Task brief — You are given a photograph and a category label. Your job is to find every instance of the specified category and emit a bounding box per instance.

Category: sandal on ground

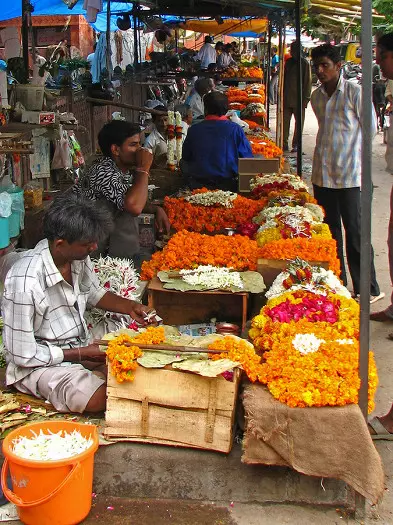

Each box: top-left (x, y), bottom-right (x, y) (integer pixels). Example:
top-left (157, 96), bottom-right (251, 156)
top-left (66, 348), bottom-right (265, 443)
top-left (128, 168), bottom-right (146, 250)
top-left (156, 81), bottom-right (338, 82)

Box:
top-left (356, 293), bottom-right (385, 305)
top-left (368, 417), bottom-right (393, 440)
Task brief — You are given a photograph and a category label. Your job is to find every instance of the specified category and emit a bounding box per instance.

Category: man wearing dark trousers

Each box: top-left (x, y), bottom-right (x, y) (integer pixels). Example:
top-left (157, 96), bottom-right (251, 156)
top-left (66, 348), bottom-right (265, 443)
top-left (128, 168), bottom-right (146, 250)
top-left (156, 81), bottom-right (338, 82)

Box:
top-left (311, 44), bottom-right (384, 304)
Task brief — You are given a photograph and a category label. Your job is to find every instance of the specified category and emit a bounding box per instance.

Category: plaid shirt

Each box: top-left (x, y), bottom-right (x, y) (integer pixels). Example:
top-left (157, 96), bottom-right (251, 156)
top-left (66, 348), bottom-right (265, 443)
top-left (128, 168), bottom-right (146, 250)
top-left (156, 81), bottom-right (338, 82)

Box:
top-left (311, 76), bottom-right (377, 189)
top-left (2, 239), bottom-right (106, 385)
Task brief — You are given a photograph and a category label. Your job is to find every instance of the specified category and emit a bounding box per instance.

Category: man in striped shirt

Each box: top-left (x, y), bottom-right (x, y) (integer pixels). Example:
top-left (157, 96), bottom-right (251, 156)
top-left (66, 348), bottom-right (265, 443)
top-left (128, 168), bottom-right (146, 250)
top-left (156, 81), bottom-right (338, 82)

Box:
top-left (311, 44), bottom-right (383, 304)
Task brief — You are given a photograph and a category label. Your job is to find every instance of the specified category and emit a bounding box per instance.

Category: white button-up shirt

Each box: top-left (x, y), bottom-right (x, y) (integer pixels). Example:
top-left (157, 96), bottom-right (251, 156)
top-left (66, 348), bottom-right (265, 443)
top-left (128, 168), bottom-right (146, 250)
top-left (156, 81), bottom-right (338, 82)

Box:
top-left (195, 43), bottom-right (216, 69)
top-left (2, 239), bottom-right (106, 385)
top-left (143, 127), bottom-right (167, 156)
top-left (311, 76), bottom-right (377, 188)
top-left (188, 92), bottom-right (205, 120)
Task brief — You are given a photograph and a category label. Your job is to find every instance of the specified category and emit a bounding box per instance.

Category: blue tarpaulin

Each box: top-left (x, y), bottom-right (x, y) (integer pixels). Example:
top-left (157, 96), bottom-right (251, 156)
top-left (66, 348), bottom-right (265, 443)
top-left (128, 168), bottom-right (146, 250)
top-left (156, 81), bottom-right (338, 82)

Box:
top-left (0, 1), bottom-right (133, 32)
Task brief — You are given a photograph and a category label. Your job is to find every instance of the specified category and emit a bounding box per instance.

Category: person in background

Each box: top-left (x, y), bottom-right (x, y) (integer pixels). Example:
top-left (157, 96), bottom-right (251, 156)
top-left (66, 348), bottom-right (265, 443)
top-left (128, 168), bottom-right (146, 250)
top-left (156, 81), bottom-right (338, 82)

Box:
top-left (188, 77), bottom-right (214, 120)
top-left (310, 43), bottom-right (383, 304)
top-left (194, 36), bottom-right (216, 70)
top-left (143, 105), bottom-right (169, 167)
top-left (269, 46), bottom-right (280, 105)
top-left (73, 120), bottom-right (170, 267)
top-left (86, 42), bottom-right (97, 68)
top-left (2, 194), bottom-right (155, 414)
top-left (217, 43), bottom-right (237, 70)
top-left (215, 41), bottom-right (224, 57)
top-left (181, 91), bottom-right (253, 192)
top-left (283, 41), bottom-right (312, 152)
top-left (174, 103), bottom-right (193, 143)
top-left (231, 41), bottom-right (241, 62)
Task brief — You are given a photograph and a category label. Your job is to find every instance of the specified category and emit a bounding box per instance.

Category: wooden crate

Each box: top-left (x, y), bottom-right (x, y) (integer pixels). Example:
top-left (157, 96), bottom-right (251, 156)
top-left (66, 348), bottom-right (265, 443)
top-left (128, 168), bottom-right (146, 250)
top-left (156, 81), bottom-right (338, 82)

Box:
top-left (148, 277), bottom-right (249, 332)
top-left (104, 366), bottom-right (241, 453)
top-left (238, 157), bottom-right (281, 193)
top-left (257, 258), bottom-right (329, 289)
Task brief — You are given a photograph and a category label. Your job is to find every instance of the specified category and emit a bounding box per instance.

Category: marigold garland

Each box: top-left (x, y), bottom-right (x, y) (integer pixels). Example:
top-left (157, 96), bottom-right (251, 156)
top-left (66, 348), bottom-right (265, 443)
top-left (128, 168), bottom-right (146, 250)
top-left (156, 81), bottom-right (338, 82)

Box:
top-left (140, 230), bottom-right (264, 280)
top-left (259, 237), bottom-right (341, 276)
top-left (247, 136), bottom-right (283, 158)
top-left (164, 189), bottom-right (267, 233)
top-left (106, 327), bottom-right (165, 382)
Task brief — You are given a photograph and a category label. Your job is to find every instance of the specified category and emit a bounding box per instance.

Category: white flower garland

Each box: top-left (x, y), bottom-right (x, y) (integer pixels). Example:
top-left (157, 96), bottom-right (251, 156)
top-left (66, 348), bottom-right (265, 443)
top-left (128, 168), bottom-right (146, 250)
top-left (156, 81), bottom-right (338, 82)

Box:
top-left (293, 333), bottom-right (325, 355)
top-left (167, 110), bottom-right (182, 170)
top-left (185, 190), bottom-right (238, 208)
top-left (180, 265), bottom-right (243, 289)
top-left (250, 173), bottom-right (309, 192)
top-left (254, 205), bottom-right (316, 226)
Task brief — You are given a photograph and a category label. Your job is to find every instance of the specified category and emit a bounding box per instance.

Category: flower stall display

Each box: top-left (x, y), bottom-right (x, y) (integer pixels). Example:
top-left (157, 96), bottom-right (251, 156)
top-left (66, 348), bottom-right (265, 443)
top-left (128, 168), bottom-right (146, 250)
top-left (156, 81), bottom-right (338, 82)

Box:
top-left (221, 66), bottom-right (263, 79)
top-left (227, 87), bottom-right (265, 106)
top-left (240, 103), bottom-right (266, 124)
top-left (163, 189), bottom-right (267, 233)
top-left (140, 230), bottom-right (264, 280)
top-left (157, 265), bottom-right (265, 293)
top-left (248, 259), bottom-right (377, 412)
top-left (250, 173), bottom-right (309, 198)
top-left (246, 133), bottom-right (283, 158)
top-left (85, 256), bottom-right (139, 328)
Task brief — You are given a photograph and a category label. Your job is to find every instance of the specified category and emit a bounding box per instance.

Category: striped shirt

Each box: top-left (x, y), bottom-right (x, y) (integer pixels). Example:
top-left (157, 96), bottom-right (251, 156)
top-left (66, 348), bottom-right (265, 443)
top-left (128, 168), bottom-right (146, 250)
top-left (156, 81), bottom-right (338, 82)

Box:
top-left (311, 76), bottom-right (377, 188)
top-left (2, 239), bottom-right (106, 385)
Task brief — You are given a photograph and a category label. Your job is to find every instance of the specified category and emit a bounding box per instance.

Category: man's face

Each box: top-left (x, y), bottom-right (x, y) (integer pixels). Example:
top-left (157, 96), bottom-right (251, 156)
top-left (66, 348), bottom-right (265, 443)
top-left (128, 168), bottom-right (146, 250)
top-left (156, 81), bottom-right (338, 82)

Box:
top-left (111, 133), bottom-right (141, 167)
top-left (57, 239), bottom-right (98, 261)
top-left (155, 115), bottom-right (169, 134)
top-left (313, 56), bottom-right (341, 84)
top-left (377, 47), bottom-right (393, 80)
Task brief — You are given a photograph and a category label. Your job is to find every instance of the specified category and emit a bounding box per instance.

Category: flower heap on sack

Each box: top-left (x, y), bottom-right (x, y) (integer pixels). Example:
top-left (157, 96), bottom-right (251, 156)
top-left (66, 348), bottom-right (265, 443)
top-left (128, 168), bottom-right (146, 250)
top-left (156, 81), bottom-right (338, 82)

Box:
top-left (248, 258), bottom-right (377, 412)
top-left (140, 230), bottom-right (264, 280)
top-left (246, 132), bottom-right (283, 158)
top-left (240, 102), bottom-right (266, 121)
top-left (227, 87), bottom-right (265, 106)
top-left (221, 66), bottom-right (263, 79)
top-left (250, 173), bottom-right (309, 198)
top-left (254, 203), bottom-right (330, 247)
top-left (85, 256), bottom-right (139, 328)
top-left (167, 110), bottom-right (182, 171)
top-left (163, 189), bottom-right (267, 233)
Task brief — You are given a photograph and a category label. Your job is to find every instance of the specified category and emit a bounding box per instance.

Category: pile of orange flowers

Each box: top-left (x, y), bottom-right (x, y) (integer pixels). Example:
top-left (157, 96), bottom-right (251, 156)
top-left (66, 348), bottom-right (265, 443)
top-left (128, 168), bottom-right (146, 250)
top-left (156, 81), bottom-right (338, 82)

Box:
top-left (227, 87), bottom-right (264, 105)
top-left (208, 337), bottom-right (265, 383)
top-left (246, 135), bottom-right (283, 158)
top-left (221, 66), bottom-right (263, 79)
top-left (106, 327), bottom-right (165, 382)
top-left (229, 102), bottom-right (246, 111)
top-left (259, 237), bottom-right (341, 276)
top-left (141, 230), bottom-right (264, 280)
top-left (164, 190), bottom-right (267, 233)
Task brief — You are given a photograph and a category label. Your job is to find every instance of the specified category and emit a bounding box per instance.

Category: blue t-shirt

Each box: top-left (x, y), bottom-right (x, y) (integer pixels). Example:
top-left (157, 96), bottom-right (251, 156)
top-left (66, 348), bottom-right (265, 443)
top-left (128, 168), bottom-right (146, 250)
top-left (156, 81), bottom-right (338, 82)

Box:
top-left (271, 54), bottom-right (280, 71)
top-left (182, 119), bottom-right (253, 182)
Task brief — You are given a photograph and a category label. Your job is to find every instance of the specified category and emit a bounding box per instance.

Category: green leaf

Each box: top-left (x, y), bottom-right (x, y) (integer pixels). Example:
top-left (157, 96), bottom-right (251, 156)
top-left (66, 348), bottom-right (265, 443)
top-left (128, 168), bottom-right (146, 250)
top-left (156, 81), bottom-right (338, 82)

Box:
top-left (160, 271), bottom-right (265, 293)
top-left (172, 358), bottom-right (240, 377)
top-left (137, 351), bottom-right (187, 368)
top-left (240, 272), bottom-right (266, 293)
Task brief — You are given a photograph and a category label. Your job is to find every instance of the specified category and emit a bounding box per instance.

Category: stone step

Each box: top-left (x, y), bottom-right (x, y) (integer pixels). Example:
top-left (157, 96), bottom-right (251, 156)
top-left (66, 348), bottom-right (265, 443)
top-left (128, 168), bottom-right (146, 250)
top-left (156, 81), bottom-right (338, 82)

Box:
top-left (94, 442), bottom-right (354, 508)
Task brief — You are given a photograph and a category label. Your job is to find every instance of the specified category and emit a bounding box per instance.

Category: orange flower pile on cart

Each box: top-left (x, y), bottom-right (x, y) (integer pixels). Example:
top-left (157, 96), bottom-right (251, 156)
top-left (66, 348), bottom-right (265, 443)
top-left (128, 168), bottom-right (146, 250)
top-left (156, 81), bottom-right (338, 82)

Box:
top-left (246, 135), bottom-right (283, 158)
top-left (164, 189), bottom-right (267, 233)
top-left (140, 230), bottom-right (264, 280)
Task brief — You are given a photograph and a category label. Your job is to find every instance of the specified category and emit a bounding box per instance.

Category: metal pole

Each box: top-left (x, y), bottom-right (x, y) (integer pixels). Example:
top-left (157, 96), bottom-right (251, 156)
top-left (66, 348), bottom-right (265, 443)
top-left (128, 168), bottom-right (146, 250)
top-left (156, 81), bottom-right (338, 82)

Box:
top-left (106, 0), bottom-right (111, 81)
top-left (266, 21), bottom-right (272, 129)
top-left (133, 7), bottom-right (139, 68)
top-left (359, 0), bottom-right (373, 420)
top-left (21, 0), bottom-right (30, 81)
top-left (295, 0), bottom-right (303, 176)
top-left (276, 22), bottom-right (283, 147)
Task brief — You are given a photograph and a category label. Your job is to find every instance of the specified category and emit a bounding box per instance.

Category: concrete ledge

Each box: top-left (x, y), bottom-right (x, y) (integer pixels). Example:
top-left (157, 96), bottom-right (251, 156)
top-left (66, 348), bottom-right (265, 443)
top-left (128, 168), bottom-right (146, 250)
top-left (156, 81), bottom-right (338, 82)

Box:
top-left (94, 442), bottom-right (354, 508)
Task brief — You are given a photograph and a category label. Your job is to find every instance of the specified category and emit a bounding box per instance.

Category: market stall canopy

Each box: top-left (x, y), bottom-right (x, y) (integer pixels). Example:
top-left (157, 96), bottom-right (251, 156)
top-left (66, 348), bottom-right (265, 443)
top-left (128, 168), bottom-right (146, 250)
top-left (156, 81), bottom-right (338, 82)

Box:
top-left (177, 18), bottom-right (268, 37)
top-left (0, 1), bottom-right (134, 32)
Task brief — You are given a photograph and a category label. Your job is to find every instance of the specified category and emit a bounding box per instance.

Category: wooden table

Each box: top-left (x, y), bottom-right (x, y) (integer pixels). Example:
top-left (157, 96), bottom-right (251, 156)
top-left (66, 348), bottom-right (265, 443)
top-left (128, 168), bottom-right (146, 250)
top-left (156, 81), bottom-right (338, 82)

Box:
top-left (147, 277), bottom-right (249, 331)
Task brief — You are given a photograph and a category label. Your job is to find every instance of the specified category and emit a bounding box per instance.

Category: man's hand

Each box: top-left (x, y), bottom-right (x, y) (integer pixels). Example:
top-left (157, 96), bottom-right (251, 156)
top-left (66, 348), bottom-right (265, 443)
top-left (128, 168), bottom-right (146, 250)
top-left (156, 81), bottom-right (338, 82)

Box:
top-left (63, 344), bottom-right (106, 363)
top-left (135, 147), bottom-right (153, 173)
top-left (155, 206), bottom-right (171, 235)
top-left (128, 302), bottom-right (157, 325)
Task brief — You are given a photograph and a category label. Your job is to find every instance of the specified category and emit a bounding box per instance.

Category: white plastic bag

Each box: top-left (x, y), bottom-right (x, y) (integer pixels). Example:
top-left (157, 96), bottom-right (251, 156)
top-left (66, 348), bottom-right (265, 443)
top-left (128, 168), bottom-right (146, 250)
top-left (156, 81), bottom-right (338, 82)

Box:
top-left (0, 192), bottom-right (12, 218)
top-left (51, 128), bottom-right (72, 170)
top-left (386, 124), bottom-right (393, 175)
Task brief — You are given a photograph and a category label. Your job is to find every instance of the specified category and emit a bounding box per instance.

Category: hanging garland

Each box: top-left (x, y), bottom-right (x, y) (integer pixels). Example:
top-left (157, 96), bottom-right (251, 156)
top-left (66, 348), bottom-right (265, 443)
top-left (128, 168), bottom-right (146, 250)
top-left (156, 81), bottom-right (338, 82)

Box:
top-left (167, 110), bottom-right (182, 171)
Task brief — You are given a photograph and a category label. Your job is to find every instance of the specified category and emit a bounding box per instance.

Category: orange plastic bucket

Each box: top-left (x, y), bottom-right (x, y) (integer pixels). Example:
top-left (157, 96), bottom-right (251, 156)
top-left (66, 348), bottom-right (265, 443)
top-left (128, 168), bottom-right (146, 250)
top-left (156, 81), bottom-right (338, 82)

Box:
top-left (1, 421), bottom-right (99, 525)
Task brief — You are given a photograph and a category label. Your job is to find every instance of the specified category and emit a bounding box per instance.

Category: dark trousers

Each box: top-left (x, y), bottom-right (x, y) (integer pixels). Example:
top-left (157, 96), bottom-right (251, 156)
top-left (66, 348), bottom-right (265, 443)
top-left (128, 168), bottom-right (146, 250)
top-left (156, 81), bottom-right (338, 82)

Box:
top-left (313, 185), bottom-right (380, 296)
top-left (283, 106), bottom-right (305, 150)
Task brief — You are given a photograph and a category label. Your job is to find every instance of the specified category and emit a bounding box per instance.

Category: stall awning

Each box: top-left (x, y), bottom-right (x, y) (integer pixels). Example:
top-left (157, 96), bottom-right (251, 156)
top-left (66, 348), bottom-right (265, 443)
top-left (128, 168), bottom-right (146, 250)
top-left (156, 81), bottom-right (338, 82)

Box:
top-left (178, 18), bottom-right (268, 36)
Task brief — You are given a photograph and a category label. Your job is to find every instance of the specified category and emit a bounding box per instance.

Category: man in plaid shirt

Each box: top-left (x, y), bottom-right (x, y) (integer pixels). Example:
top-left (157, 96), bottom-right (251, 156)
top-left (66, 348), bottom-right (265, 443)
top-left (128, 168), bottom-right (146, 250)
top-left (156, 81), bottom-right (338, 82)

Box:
top-left (2, 195), bottom-right (154, 414)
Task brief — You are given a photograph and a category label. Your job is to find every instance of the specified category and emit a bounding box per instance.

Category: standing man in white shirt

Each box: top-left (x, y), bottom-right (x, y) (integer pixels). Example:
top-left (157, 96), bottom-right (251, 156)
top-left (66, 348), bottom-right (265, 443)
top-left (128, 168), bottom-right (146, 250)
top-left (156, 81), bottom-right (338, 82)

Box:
top-left (194, 36), bottom-right (217, 70)
top-left (311, 43), bottom-right (383, 304)
top-left (188, 78), bottom-right (214, 120)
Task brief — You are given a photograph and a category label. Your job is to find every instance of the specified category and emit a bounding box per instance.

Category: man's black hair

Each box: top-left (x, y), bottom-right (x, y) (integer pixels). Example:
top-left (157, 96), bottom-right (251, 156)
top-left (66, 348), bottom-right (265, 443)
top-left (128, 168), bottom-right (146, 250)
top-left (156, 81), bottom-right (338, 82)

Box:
top-left (152, 105), bottom-right (168, 122)
top-left (98, 120), bottom-right (141, 157)
top-left (204, 91), bottom-right (229, 116)
top-left (195, 77), bottom-right (213, 96)
top-left (272, 46), bottom-right (278, 53)
top-left (311, 44), bottom-right (341, 64)
top-left (44, 193), bottom-right (114, 244)
top-left (377, 33), bottom-right (393, 52)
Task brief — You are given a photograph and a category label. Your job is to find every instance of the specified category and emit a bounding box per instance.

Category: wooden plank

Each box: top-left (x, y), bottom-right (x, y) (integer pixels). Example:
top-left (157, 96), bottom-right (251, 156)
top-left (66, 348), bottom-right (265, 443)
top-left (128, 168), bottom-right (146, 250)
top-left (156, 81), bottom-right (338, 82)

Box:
top-left (106, 366), bottom-right (238, 412)
top-left (104, 400), bottom-right (234, 453)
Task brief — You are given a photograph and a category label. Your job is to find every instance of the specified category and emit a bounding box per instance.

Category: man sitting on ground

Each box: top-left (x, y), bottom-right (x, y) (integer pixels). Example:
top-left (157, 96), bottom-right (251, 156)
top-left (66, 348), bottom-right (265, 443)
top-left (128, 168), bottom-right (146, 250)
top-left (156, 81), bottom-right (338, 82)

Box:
top-left (181, 91), bottom-right (253, 192)
top-left (2, 195), bottom-right (154, 414)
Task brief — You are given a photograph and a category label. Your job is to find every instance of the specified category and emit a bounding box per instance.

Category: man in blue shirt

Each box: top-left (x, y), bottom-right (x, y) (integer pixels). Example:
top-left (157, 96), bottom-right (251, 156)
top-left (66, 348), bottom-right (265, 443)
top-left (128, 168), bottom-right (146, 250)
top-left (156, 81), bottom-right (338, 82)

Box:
top-left (181, 91), bottom-right (253, 192)
top-left (269, 46), bottom-right (280, 104)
